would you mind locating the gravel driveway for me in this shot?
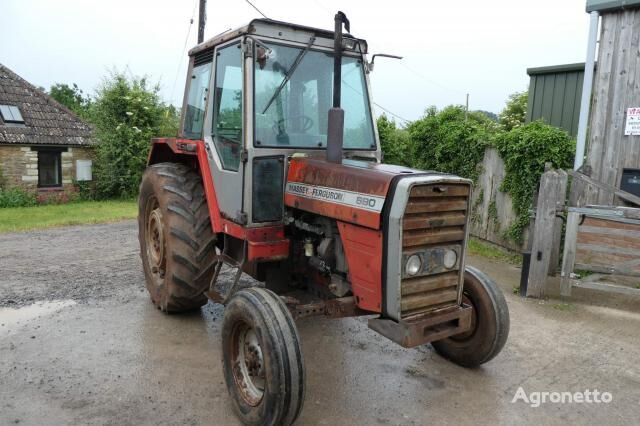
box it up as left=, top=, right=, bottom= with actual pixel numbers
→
left=1, top=220, right=639, bottom=425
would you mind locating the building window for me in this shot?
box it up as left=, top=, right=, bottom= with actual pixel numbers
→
left=0, top=105, right=25, bottom=124
left=38, top=150, right=62, bottom=188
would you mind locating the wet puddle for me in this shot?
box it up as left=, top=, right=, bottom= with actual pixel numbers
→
left=0, top=300, right=76, bottom=331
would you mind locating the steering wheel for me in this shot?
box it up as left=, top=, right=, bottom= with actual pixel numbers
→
left=272, top=115, right=314, bottom=134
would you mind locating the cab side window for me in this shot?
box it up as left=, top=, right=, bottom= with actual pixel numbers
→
left=212, top=44, right=243, bottom=171
left=183, top=58, right=212, bottom=139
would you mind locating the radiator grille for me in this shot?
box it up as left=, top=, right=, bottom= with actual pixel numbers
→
left=400, top=183, right=469, bottom=319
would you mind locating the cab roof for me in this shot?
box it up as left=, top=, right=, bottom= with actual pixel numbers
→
left=189, top=18, right=368, bottom=56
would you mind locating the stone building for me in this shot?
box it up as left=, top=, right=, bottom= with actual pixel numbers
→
left=0, top=63, right=95, bottom=193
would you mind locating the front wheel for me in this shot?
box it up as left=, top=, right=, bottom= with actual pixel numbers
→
left=432, top=266, right=510, bottom=368
left=222, top=287, right=305, bottom=426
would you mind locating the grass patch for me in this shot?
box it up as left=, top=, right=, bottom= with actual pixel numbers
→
left=552, top=302, right=576, bottom=312
left=0, top=200, right=137, bottom=233
left=467, top=237, right=522, bottom=265
left=573, top=269, right=593, bottom=279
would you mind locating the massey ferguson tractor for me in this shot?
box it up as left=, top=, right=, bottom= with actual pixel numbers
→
left=138, top=13, right=509, bottom=425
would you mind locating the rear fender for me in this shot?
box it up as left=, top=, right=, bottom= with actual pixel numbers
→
left=148, top=137, right=198, bottom=166
left=148, top=138, right=222, bottom=234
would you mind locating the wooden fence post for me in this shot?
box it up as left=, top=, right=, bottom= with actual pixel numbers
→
left=548, top=170, right=568, bottom=275
left=526, top=169, right=568, bottom=298
left=560, top=212, right=580, bottom=296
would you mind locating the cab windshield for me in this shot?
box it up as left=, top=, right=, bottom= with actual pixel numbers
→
left=254, top=42, right=375, bottom=150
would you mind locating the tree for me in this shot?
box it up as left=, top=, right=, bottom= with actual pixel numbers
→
left=408, top=106, right=496, bottom=181
left=91, top=71, right=178, bottom=198
left=49, top=83, right=91, bottom=118
left=474, top=110, right=499, bottom=122
left=499, top=91, right=528, bottom=131
left=158, top=104, right=181, bottom=139
left=377, top=115, right=413, bottom=166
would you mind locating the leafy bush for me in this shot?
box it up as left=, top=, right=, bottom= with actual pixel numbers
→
left=49, top=83, right=92, bottom=119
left=494, top=121, right=575, bottom=243
left=377, top=115, right=414, bottom=166
left=408, top=106, right=497, bottom=182
left=91, top=71, right=179, bottom=199
left=499, top=91, right=528, bottom=131
left=74, top=180, right=97, bottom=201
left=36, top=188, right=80, bottom=205
left=0, top=188, right=37, bottom=208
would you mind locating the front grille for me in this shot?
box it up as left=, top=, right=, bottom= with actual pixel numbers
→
left=400, top=183, right=469, bottom=319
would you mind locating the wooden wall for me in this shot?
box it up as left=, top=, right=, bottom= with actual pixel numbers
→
left=575, top=216, right=640, bottom=275
left=469, top=148, right=527, bottom=252
left=586, top=8, right=640, bottom=204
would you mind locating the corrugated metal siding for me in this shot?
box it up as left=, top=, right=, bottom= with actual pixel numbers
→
left=526, top=63, right=585, bottom=138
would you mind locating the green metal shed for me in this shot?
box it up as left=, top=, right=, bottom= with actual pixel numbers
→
left=586, top=0, right=640, bottom=12
left=526, top=63, right=589, bottom=138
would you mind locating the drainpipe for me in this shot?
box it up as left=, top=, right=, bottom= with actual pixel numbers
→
left=574, top=11, right=599, bottom=171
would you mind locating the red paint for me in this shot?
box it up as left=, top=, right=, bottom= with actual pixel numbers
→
left=246, top=226, right=289, bottom=261
left=248, top=240, right=290, bottom=262
left=285, top=157, right=420, bottom=229
left=195, top=142, right=224, bottom=234
left=285, top=193, right=382, bottom=229
left=149, top=137, right=198, bottom=159
left=338, top=221, right=383, bottom=313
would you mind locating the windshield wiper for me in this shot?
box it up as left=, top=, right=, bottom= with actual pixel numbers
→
left=261, top=36, right=316, bottom=114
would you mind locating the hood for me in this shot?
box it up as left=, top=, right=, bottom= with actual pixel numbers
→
left=284, top=156, right=439, bottom=229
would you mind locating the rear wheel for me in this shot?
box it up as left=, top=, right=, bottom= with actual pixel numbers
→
left=431, top=266, right=510, bottom=367
left=138, top=162, right=216, bottom=312
left=222, top=287, right=305, bottom=426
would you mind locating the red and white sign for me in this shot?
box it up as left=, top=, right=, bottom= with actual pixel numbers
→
left=625, top=107, right=640, bottom=136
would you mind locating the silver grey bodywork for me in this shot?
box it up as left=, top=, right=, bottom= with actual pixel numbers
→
left=384, top=176, right=472, bottom=321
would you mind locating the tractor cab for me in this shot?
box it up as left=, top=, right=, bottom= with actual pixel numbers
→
left=180, top=18, right=379, bottom=226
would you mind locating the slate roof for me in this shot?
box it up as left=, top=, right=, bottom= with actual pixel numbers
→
left=0, top=63, right=95, bottom=146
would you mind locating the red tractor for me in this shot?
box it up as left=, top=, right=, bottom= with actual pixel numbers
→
left=139, top=13, right=509, bottom=426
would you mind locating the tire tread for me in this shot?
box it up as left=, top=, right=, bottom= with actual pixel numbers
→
left=138, top=162, right=217, bottom=313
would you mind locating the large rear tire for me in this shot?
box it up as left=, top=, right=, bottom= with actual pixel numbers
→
left=222, top=287, right=305, bottom=426
left=431, top=266, right=510, bottom=367
left=138, top=162, right=216, bottom=312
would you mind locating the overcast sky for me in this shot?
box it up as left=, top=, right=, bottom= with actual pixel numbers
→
left=1, top=0, right=591, bottom=122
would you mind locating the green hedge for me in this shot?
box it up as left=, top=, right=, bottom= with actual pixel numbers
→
left=378, top=108, right=575, bottom=244
left=407, top=106, right=496, bottom=182
left=494, top=121, right=575, bottom=243
left=0, top=188, right=37, bottom=208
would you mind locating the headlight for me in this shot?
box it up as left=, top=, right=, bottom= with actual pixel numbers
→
left=443, top=249, right=458, bottom=269
left=405, top=254, right=422, bottom=276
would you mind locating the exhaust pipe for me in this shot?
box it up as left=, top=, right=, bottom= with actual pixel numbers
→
left=327, top=11, right=350, bottom=164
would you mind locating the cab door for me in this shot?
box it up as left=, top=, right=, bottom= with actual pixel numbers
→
left=203, top=41, right=245, bottom=223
